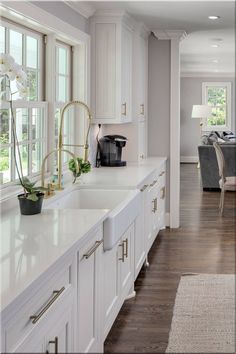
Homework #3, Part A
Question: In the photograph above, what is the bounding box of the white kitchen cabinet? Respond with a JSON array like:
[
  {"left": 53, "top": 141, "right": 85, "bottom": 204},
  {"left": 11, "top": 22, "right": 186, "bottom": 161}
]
[
  {"left": 102, "top": 223, "right": 134, "bottom": 340},
  {"left": 91, "top": 14, "right": 133, "bottom": 124},
  {"left": 77, "top": 226, "right": 103, "bottom": 353},
  {"left": 13, "top": 283, "right": 74, "bottom": 354},
  {"left": 134, "top": 189, "right": 146, "bottom": 279}
]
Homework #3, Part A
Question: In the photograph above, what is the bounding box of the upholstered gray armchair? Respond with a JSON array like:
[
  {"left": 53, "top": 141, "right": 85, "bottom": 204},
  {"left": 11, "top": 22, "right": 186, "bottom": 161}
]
[{"left": 198, "top": 144, "right": 236, "bottom": 190}]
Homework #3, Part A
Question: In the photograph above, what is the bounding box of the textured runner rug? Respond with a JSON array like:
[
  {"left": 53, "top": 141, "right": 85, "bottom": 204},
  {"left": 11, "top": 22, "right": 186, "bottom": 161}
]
[{"left": 166, "top": 274, "right": 235, "bottom": 353}]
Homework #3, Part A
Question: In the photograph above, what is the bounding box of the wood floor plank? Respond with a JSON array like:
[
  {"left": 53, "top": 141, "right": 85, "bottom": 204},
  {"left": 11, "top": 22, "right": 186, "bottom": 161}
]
[{"left": 104, "top": 164, "right": 236, "bottom": 353}]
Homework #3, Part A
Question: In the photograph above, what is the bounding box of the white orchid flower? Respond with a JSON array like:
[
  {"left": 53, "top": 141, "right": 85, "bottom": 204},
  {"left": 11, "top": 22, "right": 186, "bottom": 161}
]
[
  {"left": 0, "top": 53, "right": 15, "bottom": 75},
  {"left": 6, "top": 63, "right": 19, "bottom": 81},
  {"left": 18, "top": 86, "right": 27, "bottom": 98},
  {"left": 15, "top": 67, "right": 27, "bottom": 84}
]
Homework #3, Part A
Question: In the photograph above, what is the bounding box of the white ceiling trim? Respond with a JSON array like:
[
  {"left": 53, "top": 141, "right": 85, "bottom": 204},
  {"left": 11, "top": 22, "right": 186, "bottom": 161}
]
[
  {"left": 152, "top": 30, "right": 187, "bottom": 41},
  {"left": 64, "top": 1, "right": 96, "bottom": 19},
  {"left": 181, "top": 72, "right": 235, "bottom": 78}
]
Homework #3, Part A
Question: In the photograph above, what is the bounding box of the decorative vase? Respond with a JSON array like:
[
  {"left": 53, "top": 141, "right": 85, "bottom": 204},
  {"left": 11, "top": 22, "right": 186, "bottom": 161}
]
[{"left": 18, "top": 192, "right": 44, "bottom": 215}]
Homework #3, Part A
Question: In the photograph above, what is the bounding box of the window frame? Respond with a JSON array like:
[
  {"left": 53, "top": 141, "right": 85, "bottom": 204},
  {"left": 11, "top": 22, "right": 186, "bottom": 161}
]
[
  {"left": 0, "top": 2, "right": 90, "bottom": 201},
  {"left": 202, "top": 82, "right": 232, "bottom": 132}
]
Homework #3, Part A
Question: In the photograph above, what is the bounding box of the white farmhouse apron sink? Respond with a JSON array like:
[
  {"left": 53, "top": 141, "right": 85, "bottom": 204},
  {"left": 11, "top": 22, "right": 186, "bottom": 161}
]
[{"left": 46, "top": 188, "right": 141, "bottom": 250}]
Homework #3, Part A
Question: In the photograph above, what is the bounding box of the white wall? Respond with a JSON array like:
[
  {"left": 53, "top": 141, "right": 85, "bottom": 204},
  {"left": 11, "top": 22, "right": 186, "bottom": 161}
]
[
  {"left": 34, "top": 1, "right": 89, "bottom": 33},
  {"left": 148, "top": 34, "right": 171, "bottom": 211},
  {"left": 180, "top": 76, "right": 236, "bottom": 161}
]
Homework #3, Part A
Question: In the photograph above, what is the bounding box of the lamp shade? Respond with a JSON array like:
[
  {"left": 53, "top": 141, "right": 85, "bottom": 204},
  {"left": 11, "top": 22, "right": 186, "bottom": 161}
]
[{"left": 191, "top": 105, "right": 212, "bottom": 118}]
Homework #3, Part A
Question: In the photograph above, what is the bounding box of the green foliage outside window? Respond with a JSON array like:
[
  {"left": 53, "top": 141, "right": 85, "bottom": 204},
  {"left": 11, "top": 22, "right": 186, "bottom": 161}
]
[{"left": 207, "top": 87, "right": 227, "bottom": 126}]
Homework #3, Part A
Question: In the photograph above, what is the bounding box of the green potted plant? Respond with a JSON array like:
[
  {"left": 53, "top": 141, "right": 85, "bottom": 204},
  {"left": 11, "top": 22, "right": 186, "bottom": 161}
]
[
  {"left": 0, "top": 53, "right": 46, "bottom": 215},
  {"left": 68, "top": 157, "right": 91, "bottom": 183}
]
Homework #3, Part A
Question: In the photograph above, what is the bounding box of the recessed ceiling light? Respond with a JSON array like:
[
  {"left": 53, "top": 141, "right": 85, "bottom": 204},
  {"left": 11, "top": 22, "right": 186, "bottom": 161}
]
[
  {"left": 208, "top": 15, "right": 220, "bottom": 20},
  {"left": 212, "top": 59, "right": 218, "bottom": 63},
  {"left": 211, "top": 44, "right": 219, "bottom": 48}
]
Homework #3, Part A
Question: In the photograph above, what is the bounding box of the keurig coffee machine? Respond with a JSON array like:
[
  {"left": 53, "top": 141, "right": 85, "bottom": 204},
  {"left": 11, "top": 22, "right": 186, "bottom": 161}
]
[{"left": 97, "top": 135, "right": 127, "bottom": 167}]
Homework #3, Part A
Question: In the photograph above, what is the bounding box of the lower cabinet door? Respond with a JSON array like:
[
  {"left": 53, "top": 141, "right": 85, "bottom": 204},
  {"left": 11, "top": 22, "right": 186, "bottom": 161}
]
[
  {"left": 45, "top": 306, "right": 73, "bottom": 354},
  {"left": 14, "top": 296, "right": 73, "bottom": 354},
  {"left": 119, "top": 223, "right": 134, "bottom": 299},
  {"left": 134, "top": 210, "right": 146, "bottom": 280},
  {"left": 102, "top": 242, "right": 120, "bottom": 340},
  {"left": 14, "top": 334, "right": 45, "bottom": 353},
  {"left": 77, "top": 229, "right": 103, "bottom": 353}
]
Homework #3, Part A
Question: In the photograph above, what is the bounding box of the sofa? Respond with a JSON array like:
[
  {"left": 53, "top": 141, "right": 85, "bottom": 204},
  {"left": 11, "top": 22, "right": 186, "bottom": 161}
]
[{"left": 198, "top": 144, "right": 236, "bottom": 190}]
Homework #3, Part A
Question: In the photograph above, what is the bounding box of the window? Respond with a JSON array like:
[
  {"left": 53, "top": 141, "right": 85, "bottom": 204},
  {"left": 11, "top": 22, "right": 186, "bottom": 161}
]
[
  {"left": 0, "top": 19, "right": 47, "bottom": 186},
  {"left": 202, "top": 82, "right": 232, "bottom": 131},
  {"left": 54, "top": 42, "right": 74, "bottom": 164}
]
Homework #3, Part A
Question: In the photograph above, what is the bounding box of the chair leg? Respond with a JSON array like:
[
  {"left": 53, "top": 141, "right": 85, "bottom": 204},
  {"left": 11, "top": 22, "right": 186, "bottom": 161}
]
[{"left": 219, "top": 189, "right": 225, "bottom": 216}]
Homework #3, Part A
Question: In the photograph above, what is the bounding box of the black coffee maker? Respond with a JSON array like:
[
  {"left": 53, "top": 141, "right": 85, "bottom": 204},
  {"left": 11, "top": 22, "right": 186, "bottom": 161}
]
[{"left": 97, "top": 135, "right": 127, "bottom": 167}]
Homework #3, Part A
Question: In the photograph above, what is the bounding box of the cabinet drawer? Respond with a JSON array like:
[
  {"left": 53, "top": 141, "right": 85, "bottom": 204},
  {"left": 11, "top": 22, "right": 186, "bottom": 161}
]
[{"left": 4, "top": 262, "right": 73, "bottom": 353}]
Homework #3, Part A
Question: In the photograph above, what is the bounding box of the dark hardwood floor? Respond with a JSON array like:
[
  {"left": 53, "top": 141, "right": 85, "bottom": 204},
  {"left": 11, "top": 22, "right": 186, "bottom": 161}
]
[{"left": 104, "top": 163, "right": 236, "bottom": 353}]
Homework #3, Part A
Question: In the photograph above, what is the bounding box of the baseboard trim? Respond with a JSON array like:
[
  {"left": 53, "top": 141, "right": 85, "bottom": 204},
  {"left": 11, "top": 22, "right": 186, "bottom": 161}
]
[
  {"left": 180, "top": 156, "right": 198, "bottom": 163},
  {"left": 165, "top": 212, "right": 170, "bottom": 227}
]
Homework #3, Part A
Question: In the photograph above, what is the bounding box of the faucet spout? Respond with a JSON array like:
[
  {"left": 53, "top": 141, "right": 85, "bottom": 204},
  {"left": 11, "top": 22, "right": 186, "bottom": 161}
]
[
  {"left": 58, "top": 100, "right": 92, "bottom": 189},
  {"left": 41, "top": 148, "right": 80, "bottom": 190}
]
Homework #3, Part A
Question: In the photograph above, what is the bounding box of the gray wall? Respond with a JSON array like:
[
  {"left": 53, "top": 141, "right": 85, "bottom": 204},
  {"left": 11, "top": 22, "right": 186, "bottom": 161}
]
[
  {"left": 148, "top": 34, "right": 170, "bottom": 211},
  {"left": 180, "top": 77, "right": 236, "bottom": 159},
  {"left": 33, "top": 1, "right": 89, "bottom": 34}
]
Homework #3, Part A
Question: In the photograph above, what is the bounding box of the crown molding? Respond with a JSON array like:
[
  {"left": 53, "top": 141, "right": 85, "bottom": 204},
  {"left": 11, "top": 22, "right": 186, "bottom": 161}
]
[
  {"left": 64, "top": 1, "right": 96, "bottom": 19},
  {"left": 152, "top": 30, "right": 187, "bottom": 41},
  {"left": 181, "top": 72, "right": 235, "bottom": 78}
]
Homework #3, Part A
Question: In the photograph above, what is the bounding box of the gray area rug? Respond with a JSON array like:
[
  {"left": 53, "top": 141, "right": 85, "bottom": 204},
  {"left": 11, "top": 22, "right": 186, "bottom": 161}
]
[{"left": 166, "top": 274, "right": 235, "bottom": 353}]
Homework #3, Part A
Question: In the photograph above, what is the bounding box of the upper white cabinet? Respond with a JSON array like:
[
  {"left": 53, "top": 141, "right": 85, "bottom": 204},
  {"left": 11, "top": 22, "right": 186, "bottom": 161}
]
[{"left": 90, "top": 13, "right": 133, "bottom": 124}]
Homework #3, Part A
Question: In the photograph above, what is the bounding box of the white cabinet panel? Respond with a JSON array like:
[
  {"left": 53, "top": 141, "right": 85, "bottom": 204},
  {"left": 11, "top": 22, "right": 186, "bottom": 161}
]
[
  {"left": 77, "top": 227, "right": 103, "bottom": 353},
  {"left": 95, "top": 23, "right": 116, "bottom": 120},
  {"left": 91, "top": 15, "right": 133, "bottom": 124}
]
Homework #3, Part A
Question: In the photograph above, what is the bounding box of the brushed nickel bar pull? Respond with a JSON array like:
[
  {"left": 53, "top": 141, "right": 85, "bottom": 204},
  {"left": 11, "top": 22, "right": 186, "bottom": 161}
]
[
  {"left": 152, "top": 198, "right": 156, "bottom": 213},
  {"left": 140, "top": 104, "right": 144, "bottom": 115},
  {"left": 119, "top": 242, "right": 125, "bottom": 262},
  {"left": 150, "top": 179, "right": 158, "bottom": 187},
  {"left": 30, "top": 287, "right": 65, "bottom": 324},
  {"left": 161, "top": 186, "right": 166, "bottom": 199},
  {"left": 154, "top": 197, "right": 158, "bottom": 212},
  {"left": 83, "top": 240, "right": 103, "bottom": 259},
  {"left": 140, "top": 184, "right": 148, "bottom": 192},
  {"left": 48, "top": 336, "right": 58, "bottom": 354},
  {"left": 122, "top": 103, "right": 127, "bottom": 116},
  {"left": 123, "top": 238, "right": 128, "bottom": 258}
]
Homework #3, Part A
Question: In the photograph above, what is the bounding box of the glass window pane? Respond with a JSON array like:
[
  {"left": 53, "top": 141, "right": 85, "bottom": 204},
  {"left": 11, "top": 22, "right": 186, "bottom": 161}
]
[
  {"left": 0, "top": 26, "right": 5, "bottom": 53},
  {"left": 0, "top": 109, "right": 10, "bottom": 145},
  {"left": 208, "top": 106, "right": 226, "bottom": 126},
  {"left": 54, "top": 108, "right": 60, "bottom": 145},
  {"left": 27, "top": 70, "right": 38, "bottom": 101},
  {"left": 9, "top": 30, "right": 22, "bottom": 64},
  {"left": 16, "top": 108, "right": 29, "bottom": 141},
  {"left": 15, "top": 144, "right": 28, "bottom": 177},
  {"left": 10, "top": 79, "right": 20, "bottom": 101},
  {"left": 58, "top": 76, "right": 67, "bottom": 102},
  {"left": 32, "top": 108, "right": 43, "bottom": 140},
  {"left": 207, "top": 87, "right": 226, "bottom": 106},
  {"left": 26, "top": 36, "right": 38, "bottom": 69},
  {"left": 58, "top": 47, "right": 67, "bottom": 75},
  {"left": 0, "top": 147, "right": 10, "bottom": 184},
  {"left": 32, "top": 141, "right": 43, "bottom": 173}
]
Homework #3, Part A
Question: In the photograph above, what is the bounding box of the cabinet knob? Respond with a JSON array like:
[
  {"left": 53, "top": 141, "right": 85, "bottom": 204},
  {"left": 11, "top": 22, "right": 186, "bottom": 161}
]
[{"left": 122, "top": 103, "right": 127, "bottom": 116}]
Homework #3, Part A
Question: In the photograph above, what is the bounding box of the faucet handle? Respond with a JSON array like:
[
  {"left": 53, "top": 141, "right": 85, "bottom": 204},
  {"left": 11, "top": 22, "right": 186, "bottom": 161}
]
[{"left": 45, "top": 183, "right": 55, "bottom": 198}]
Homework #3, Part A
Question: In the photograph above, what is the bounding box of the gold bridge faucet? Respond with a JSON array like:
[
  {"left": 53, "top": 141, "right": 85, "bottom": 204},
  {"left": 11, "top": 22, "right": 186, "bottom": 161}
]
[{"left": 41, "top": 100, "right": 92, "bottom": 192}]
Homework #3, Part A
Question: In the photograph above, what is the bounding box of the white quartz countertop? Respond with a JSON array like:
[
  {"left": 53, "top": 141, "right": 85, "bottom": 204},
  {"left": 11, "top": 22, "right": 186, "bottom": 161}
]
[
  {"left": 0, "top": 156, "right": 166, "bottom": 313},
  {"left": 0, "top": 208, "right": 109, "bottom": 312},
  {"left": 81, "top": 157, "right": 167, "bottom": 188}
]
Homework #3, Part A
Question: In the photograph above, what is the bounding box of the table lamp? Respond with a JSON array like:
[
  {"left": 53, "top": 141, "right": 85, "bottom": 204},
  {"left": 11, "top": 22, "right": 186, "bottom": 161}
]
[{"left": 191, "top": 105, "right": 212, "bottom": 138}]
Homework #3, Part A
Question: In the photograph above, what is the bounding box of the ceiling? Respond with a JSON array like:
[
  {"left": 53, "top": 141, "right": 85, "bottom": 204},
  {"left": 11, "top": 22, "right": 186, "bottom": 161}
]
[{"left": 79, "top": 1, "right": 235, "bottom": 75}]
